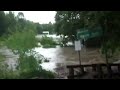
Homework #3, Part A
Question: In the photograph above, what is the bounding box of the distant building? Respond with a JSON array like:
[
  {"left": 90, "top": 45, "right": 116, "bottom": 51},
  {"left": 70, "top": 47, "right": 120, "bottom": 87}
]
[{"left": 42, "top": 31, "right": 49, "bottom": 35}]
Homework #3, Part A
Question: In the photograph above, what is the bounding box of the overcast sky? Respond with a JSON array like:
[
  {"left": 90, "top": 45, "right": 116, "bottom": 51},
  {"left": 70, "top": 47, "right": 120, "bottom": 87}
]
[{"left": 5, "top": 11, "right": 56, "bottom": 24}]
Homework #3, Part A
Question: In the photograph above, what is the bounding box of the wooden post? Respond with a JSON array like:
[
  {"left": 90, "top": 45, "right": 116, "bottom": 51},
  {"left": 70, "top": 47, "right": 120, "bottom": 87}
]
[
  {"left": 96, "top": 64, "right": 103, "bottom": 78},
  {"left": 118, "top": 64, "right": 120, "bottom": 72},
  {"left": 92, "top": 64, "right": 96, "bottom": 71},
  {"left": 78, "top": 51, "right": 81, "bottom": 65},
  {"left": 68, "top": 68, "right": 74, "bottom": 79},
  {"left": 80, "top": 65, "right": 85, "bottom": 74},
  {"left": 107, "top": 64, "right": 112, "bottom": 78}
]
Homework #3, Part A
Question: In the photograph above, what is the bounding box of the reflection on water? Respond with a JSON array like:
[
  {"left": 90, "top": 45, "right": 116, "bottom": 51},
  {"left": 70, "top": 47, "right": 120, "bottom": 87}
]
[{"left": 34, "top": 46, "right": 79, "bottom": 72}]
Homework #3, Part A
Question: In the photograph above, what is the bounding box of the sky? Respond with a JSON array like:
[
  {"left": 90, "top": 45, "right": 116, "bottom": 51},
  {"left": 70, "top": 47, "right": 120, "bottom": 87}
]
[{"left": 5, "top": 11, "right": 56, "bottom": 24}]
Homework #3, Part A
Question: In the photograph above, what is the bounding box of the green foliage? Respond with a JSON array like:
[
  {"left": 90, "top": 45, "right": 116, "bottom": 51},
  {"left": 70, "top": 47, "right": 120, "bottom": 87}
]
[
  {"left": 42, "top": 44, "right": 56, "bottom": 48},
  {"left": 38, "top": 36, "right": 57, "bottom": 48},
  {"left": 4, "top": 29, "right": 55, "bottom": 79},
  {"left": 55, "top": 11, "right": 120, "bottom": 56},
  {"left": 17, "top": 54, "right": 54, "bottom": 79},
  {"left": 20, "top": 69, "right": 55, "bottom": 79},
  {"left": 36, "top": 22, "right": 55, "bottom": 34},
  {"left": 0, "top": 53, "right": 55, "bottom": 79},
  {"left": 0, "top": 11, "right": 7, "bottom": 37},
  {"left": 5, "top": 30, "right": 37, "bottom": 54},
  {"left": 0, "top": 11, "right": 56, "bottom": 79},
  {"left": 55, "top": 11, "right": 82, "bottom": 41},
  {"left": 5, "top": 11, "right": 17, "bottom": 35},
  {"left": 0, "top": 60, "right": 55, "bottom": 79},
  {"left": 0, "top": 63, "right": 20, "bottom": 79},
  {"left": 38, "top": 69, "right": 56, "bottom": 79},
  {"left": 18, "top": 55, "right": 40, "bottom": 73}
]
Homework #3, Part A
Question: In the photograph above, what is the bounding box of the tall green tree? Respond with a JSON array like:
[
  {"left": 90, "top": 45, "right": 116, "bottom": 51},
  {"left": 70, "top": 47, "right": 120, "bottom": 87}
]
[
  {"left": 55, "top": 11, "right": 83, "bottom": 42},
  {"left": 5, "top": 11, "right": 17, "bottom": 34},
  {"left": 0, "top": 11, "right": 7, "bottom": 36},
  {"left": 55, "top": 11, "right": 120, "bottom": 63},
  {"left": 36, "top": 22, "right": 55, "bottom": 34}
]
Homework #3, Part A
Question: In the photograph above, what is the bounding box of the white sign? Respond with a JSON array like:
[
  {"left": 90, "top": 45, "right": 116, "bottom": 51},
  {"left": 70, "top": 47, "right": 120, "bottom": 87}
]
[{"left": 75, "top": 40, "right": 81, "bottom": 51}]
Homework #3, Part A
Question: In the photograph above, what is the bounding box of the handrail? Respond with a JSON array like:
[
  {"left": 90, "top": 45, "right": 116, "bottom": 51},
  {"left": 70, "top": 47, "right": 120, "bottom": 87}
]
[{"left": 67, "top": 63, "right": 120, "bottom": 68}]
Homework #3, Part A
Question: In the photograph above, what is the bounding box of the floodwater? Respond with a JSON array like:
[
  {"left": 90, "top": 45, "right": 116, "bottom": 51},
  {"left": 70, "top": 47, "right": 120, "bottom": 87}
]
[
  {"left": 0, "top": 34, "right": 105, "bottom": 77},
  {"left": 35, "top": 34, "right": 81, "bottom": 73},
  {"left": 34, "top": 45, "right": 105, "bottom": 73},
  {"left": 0, "top": 45, "right": 105, "bottom": 79},
  {"left": 34, "top": 46, "right": 80, "bottom": 72},
  {"left": 0, "top": 46, "right": 79, "bottom": 72}
]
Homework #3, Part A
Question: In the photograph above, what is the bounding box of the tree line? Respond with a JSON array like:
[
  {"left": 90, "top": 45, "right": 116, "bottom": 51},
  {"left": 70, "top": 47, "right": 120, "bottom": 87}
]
[{"left": 0, "top": 11, "right": 55, "bottom": 38}]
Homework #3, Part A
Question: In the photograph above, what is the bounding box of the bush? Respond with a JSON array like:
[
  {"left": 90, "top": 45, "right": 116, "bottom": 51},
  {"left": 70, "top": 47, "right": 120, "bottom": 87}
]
[
  {"left": 0, "top": 63, "right": 20, "bottom": 79},
  {"left": 39, "top": 36, "right": 57, "bottom": 48},
  {"left": 4, "top": 30, "right": 55, "bottom": 79},
  {"left": 42, "top": 44, "right": 56, "bottom": 48},
  {"left": 38, "top": 69, "right": 56, "bottom": 79},
  {"left": 18, "top": 55, "right": 40, "bottom": 72},
  {"left": 20, "top": 69, "right": 56, "bottom": 79},
  {"left": 5, "top": 30, "right": 37, "bottom": 54},
  {"left": 0, "top": 54, "right": 55, "bottom": 79}
]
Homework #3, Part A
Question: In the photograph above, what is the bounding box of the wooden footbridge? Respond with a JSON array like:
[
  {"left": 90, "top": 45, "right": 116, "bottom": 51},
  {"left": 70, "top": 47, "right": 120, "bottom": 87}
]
[{"left": 67, "top": 63, "right": 120, "bottom": 79}]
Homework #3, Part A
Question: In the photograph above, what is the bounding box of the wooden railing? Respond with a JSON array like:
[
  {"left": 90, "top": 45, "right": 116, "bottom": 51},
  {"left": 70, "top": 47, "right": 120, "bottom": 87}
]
[{"left": 66, "top": 63, "right": 120, "bottom": 79}]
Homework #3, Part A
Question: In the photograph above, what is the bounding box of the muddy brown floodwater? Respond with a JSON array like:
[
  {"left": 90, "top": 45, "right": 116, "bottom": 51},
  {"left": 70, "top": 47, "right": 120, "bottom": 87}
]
[{"left": 34, "top": 46, "right": 105, "bottom": 78}]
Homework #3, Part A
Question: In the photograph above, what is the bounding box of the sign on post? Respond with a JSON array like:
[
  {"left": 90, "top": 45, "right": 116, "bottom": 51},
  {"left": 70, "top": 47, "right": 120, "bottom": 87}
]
[{"left": 75, "top": 40, "right": 81, "bottom": 51}]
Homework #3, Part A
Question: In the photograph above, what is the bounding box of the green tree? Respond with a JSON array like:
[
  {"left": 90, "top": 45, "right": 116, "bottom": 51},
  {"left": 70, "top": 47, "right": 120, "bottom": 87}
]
[
  {"left": 5, "top": 11, "right": 17, "bottom": 34},
  {"left": 17, "top": 12, "right": 24, "bottom": 19},
  {"left": 55, "top": 11, "right": 120, "bottom": 63},
  {"left": 5, "top": 29, "right": 39, "bottom": 73},
  {"left": 36, "top": 22, "right": 55, "bottom": 34},
  {"left": 0, "top": 11, "right": 7, "bottom": 36},
  {"left": 16, "top": 12, "right": 26, "bottom": 30},
  {"left": 35, "top": 23, "right": 43, "bottom": 34}
]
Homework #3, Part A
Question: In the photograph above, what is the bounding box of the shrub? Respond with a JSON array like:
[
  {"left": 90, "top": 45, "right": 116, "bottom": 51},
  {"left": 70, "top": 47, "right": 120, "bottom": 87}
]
[
  {"left": 4, "top": 30, "right": 55, "bottom": 79},
  {"left": 39, "top": 36, "right": 57, "bottom": 48},
  {"left": 0, "top": 63, "right": 20, "bottom": 79}
]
